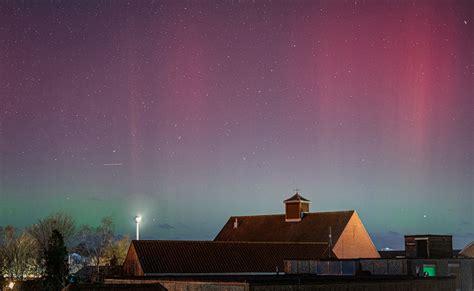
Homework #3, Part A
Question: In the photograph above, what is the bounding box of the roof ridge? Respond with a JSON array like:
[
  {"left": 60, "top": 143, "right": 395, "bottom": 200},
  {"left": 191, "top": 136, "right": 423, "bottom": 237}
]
[
  {"left": 305, "top": 210, "right": 355, "bottom": 214},
  {"left": 210, "top": 241, "right": 330, "bottom": 245},
  {"left": 230, "top": 214, "right": 284, "bottom": 218},
  {"left": 134, "top": 240, "right": 329, "bottom": 245},
  {"left": 230, "top": 210, "right": 355, "bottom": 218}
]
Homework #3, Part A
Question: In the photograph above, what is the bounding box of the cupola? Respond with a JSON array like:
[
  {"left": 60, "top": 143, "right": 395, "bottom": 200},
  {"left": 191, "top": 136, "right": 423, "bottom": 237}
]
[{"left": 284, "top": 191, "right": 310, "bottom": 222}]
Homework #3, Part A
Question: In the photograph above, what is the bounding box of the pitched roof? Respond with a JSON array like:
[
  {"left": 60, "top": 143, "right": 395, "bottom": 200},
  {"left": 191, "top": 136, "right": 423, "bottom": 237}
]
[
  {"left": 131, "top": 240, "right": 330, "bottom": 274},
  {"left": 214, "top": 211, "right": 354, "bottom": 243},
  {"left": 459, "top": 241, "right": 474, "bottom": 258},
  {"left": 284, "top": 193, "right": 310, "bottom": 203}
]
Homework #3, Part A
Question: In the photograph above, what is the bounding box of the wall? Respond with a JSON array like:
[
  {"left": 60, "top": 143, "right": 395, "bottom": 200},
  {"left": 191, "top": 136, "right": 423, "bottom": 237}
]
[
  {"left": 407, "top": 259, "right": 474, "bottom": 291},
  {"left": 122, "top": 244, "right": 144, "bottom": 276},
  {"left": 360, "top": 259, "right": 409, "bottom": 275},
  {"left": 286, "top": 258, "right": 474, "bottom": 291},
  {"left": 105, "top": 279, "right": 248, "bottom": 291},
  {"left": 332, "top": 211, "right": 380, "bottom": 259},
  {"left": 105, "top": 277, "right": 455, "bottom": 291},
  {"left": 249, "top": 279, "right": 455, "bottom": 291},
  {"left": 285, "top": 203, "right": 300, "bottom": 220},
  {"left": 160, "top": 280, "right": 248, "bottom": 291}
]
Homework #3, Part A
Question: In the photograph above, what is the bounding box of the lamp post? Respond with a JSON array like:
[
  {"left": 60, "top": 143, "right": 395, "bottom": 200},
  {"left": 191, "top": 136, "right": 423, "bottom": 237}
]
[{"left": 135, "top": 215, "right": 142, "bottom": 240}]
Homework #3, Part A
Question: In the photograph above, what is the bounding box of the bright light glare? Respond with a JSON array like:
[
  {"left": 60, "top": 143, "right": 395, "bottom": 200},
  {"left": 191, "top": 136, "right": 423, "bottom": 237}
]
[{"left": 135, "top": 215, "right": 142, "bottom": 223}]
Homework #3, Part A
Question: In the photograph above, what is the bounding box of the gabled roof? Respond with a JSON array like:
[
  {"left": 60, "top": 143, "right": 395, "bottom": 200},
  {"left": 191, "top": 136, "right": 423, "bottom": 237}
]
[
  {"left": 283, "top": 193, "right": 310, "bottom": 203},
  {"left": 130, "top": 240, "right": 330, "bottom": 274},
  {"left": 459, "top": 241, "right": 474, "bottom": 258},
  {"left": 214, "top": 211, "right": 354, "bottom": 244}
]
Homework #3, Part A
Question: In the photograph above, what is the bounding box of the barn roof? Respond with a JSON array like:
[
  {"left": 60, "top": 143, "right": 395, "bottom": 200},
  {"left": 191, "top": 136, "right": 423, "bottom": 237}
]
[
  {"left": 130, "top": 240, "right": 330, "bottom": 274},
  {"left": 214, "top": 210, "right": 355, "bottom": 244}
]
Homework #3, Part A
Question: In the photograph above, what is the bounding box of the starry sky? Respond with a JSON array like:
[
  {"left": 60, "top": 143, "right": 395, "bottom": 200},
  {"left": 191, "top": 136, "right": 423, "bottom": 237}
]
[{"left": 0, "top": 0, "right": 473, "bottom": 249}]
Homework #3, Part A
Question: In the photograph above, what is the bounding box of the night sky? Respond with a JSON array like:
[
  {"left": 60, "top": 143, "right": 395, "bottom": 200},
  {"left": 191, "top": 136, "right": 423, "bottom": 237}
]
[{"left": 0, "top": 0, "right": 473, "bottom": 249}]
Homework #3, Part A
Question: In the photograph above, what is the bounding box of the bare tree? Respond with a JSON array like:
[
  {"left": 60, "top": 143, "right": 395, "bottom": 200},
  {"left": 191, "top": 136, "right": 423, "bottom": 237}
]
[
  {"left": 104, "top": 235, "right": 131, "bottom": 266},
  {"left": 28, "top": 212, "right": 76, "bottom": 253},
  {"left": 0, "top": 228, "right": 2, "bottom": 275},
  {"left": 0, "top": 226, "right": 40, "bottom": 280},
  {"left": 13, "top": 232, "right": 40, "bottom": 279},
  {"left": 75, "top": 217, "right": 114, "bottom": 274},
  {"left": 0, "top": 225, "right": 16, "bottom": 279},
  {"left": 27, "top": 212, "right": 75, "bottom": 279}
]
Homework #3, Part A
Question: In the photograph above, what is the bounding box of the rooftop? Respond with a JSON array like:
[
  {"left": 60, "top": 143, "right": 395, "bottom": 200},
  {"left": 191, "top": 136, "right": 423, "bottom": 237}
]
[
  {"left": 404, "top": 234, "right": 452, "bottom": 238},
  {"left": 130, "top": 240, "right": 330, "bottom": 274},
  {"left": 283, "top": 193, "right": 311, "bottom": 203},
  {"left": 215, "top": 210, "right": 354, "bottom": 243}
]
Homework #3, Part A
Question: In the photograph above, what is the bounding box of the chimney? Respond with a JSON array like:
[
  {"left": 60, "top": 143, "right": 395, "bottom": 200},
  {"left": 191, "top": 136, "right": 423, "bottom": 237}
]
[
  {"left": 284, "top": 191, "right": 311, "bottom": 222},
  {"left": 233, "top": 218, "right": 238, "bottom": 229}
]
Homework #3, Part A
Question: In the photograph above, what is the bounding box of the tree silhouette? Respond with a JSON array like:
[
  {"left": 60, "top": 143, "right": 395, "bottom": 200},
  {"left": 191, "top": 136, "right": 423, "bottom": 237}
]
[{"left": 44, "top": 230, "right": 68, "bottom": 290}]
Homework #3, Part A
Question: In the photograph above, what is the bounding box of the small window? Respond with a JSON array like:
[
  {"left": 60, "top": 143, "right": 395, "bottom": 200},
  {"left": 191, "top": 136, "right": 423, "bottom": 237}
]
[{"left": 423, "top": 264, "right": 436, "bottom": 277}]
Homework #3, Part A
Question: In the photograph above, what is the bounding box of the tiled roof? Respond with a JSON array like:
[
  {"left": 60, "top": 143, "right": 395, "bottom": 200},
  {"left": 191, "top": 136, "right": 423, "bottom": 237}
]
[
  {"left": 131, "top": 240, "right": 330, "bottom": 274},
  {"left": 283, "top": 193, "right": 310, "bottom": 203},
  {"left": 214, "top": 211, "right": 354, "bottom": 243}
]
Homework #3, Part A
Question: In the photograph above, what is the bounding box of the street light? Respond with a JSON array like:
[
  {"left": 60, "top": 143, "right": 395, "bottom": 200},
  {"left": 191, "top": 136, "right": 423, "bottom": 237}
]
[{"left": 135, "top": 215, "right": 142, "bottom": 240}]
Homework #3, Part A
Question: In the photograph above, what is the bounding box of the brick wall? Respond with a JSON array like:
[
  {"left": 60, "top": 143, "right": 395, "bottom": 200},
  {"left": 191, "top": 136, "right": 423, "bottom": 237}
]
[
  {"left": 332, "top": 211, "right": 380, "bottom": 259},
  {"left": 122, "top": 244, "right": 144, "bottom": 276}
]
